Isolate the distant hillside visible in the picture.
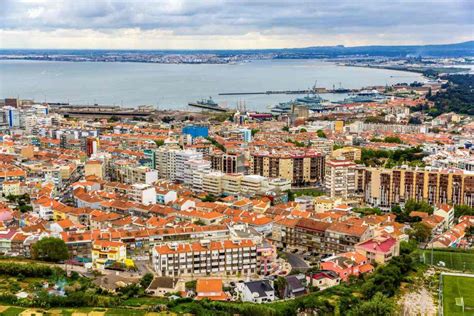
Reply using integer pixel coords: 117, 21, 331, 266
1, 41, 473, 58
278, 41, 474, 58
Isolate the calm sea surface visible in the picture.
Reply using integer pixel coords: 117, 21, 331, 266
0, 59, 424, 111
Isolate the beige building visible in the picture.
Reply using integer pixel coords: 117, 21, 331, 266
240, 175, 268, 195
202, 171, 224, 196
314, 196, 343, 213
2, 181, 22, 196
85, 160, 104, 180
334, 120, 344, 133
250, 150, 325, 187
222, 174, 243, 195
363, 167, 474, 208
332, 147, 362, 161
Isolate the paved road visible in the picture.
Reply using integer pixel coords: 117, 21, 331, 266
283, 252, 309, 272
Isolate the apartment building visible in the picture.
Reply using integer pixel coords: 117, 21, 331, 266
154, 147, 204, 183
331, 147, 362, 161
201, 172, 270, 197
154, 147, 179, 180
106, 160, 158, 185
293, 218, 331, 254
250, 150, 325, 187
128, 183, 156, 205
175, 150, 203, 182
183, 159, 211, 192
152, 239, 257, 277
210, 151, 246, 174
202, 171, 224, 196
240, 175, 269, 195
222, 174, 243, 195
363, 167, 474, 208
325, 219, 373, 254
325, 158, 357, 198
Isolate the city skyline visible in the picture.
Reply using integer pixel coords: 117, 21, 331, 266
1, 0, 473, 49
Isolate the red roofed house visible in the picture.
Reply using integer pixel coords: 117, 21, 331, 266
307, 270, 341, 290
355, 235, 399, 264
195, 278, 229, 301
320, 251, 374, 281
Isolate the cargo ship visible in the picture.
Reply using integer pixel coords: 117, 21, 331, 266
188, 97, 227, 112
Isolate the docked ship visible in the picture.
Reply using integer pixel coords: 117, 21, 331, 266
270, 101, 295, 114
188, 97, 227, 112
271, 93, 328, 114
337, 90, 386, 104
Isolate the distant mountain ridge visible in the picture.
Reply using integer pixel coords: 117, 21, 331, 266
277, 41, 474, 58
1, 41, 473, 58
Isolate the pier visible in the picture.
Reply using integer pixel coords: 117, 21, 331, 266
50, 104, 153, 118
219, 88, 358, 96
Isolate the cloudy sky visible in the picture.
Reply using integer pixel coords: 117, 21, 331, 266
0, 0, 473, 49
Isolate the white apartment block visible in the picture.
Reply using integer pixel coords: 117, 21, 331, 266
127, 166, 158, 185
175, 150, 203, 182
155, 147, 203, 182
240, 175, 269, 195
128, 183, 157, 205
183, 159, 211, 191
325, 157, 356, 198
155, 147, 178, 180
152, 239, 257, 277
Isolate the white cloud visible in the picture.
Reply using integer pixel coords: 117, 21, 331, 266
0, 0, 473, 49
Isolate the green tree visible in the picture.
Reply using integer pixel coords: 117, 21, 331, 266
454, 204, 474, 218
390, 205, 402, 214
251, 129, 259, 136
31, 237, 69, 262
154, 139, 165, 147
202, 194, 216, 202
409, 222, 432, 242
404, 199, 433, 214
274, 276, 288, 299
282, 126, 290, 132
383, 136, 403, 144
349, 292, 395, 316
317, 129, 327, 138
140, 273, 154, 289
185, 280, 197, 291
300, 128, 307, 133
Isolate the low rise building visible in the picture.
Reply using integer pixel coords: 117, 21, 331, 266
152, 239, 257, 277
355, 235, 399, 264
320, 251, 374, 281
236, 280, 275, 303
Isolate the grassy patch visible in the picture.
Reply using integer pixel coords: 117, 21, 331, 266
442, 275, 474, 316
2, 306, 26, 316
421, 250, 474, 272
122, 297, 167, 307
104, 308, 147, 315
